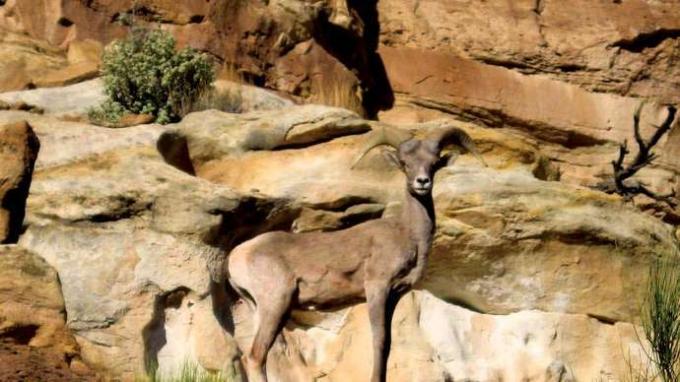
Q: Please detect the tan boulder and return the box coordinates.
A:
[0,120,39,244]
[32,60,100,88]
[0,29,66,92]
[0,245,94,380]
[67,38,103,65]
[0,79,106,115]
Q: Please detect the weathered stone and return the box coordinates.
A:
[0,79,106,115]
[13,110,294,378]
[232,290,650,381]
[164,106,677,323]
[0,245,94,380]
[0,28,67,92]
[213,80,294,113]
[117,113,155,127]
[378,0,680,103]
[32,61,100,88]
[67,39,103,65]
[0,121,39,243]
[0,0,390,115]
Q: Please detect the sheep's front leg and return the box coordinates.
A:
[366,280,390,382]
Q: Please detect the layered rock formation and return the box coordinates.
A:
[0,0,679,381]
[0,81,674,381]
[2,0,676,215]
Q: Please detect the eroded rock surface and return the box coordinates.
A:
[0,89,673,380]
[163,106,676,325]
[0,107,293,377]
[0,120,39,243]
[0,246,95,381]
[233,290,648,382]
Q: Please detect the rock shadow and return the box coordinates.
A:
[313,0,394,119]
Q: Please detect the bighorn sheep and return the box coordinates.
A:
[226,124,486,382]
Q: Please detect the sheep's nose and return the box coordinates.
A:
[416,176,430,185]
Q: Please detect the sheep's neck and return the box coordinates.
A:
[402,189,435,256]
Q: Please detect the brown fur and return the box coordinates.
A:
[225,127,484,382]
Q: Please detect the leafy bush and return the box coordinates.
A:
[641,255,680,381]
[91,27,214,125]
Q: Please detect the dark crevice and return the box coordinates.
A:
[409,98,609,149]
[612,28,680,53]
[0,325,39,345]
[312,0,394,119]
[533,0,545,16]
[142,287,192,375]
[587,313,617,326]
[477,57,539,73]
[556,63,587,73]
[204,196,300,252]
[57,17,74,27]
[189,15,205,24]
[156,133,196,176]
[87,201,151,223]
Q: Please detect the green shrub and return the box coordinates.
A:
[92,27,214,125]
[641,255,680,381]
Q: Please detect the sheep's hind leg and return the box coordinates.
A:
[243,282,295,382]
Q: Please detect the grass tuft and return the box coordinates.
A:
[138,359,237,382]
[310,74,364,116]
[641,253,680,381]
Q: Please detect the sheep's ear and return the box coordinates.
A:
[382,150,402,169]
[435,148,460,170]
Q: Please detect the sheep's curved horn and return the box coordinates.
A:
[429,126,487,167]
[351,125,414,168]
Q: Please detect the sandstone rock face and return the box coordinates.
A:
[1,2,679,378]
[0,120,39,243]
[374,0,680,221]
[0,102,294,378]
[0,245,94,380]
[164,106,676,325]
[0,0,389,115]
[0,28,102,92]
[0,28,67,92]
[378,0,680,103]
[0,80,105,115]
[0,89,674,380]
[231,290,648,382]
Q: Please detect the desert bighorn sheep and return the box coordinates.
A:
[227,124,486,382]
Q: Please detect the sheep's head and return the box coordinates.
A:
[352,124,486,196]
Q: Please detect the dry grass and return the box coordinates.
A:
[137,360,238,382]
[190,87,243,114]
[217,63,243,83]
[310,75,364,116]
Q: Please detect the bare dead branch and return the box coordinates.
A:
[595,103,678,208]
